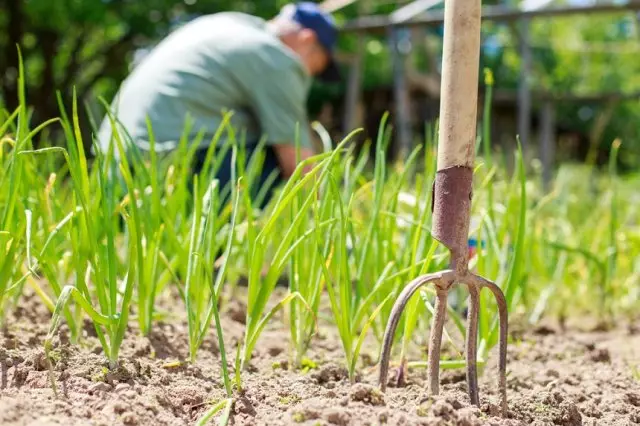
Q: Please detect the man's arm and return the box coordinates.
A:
[272,143,314,177]
[244,54,316,176]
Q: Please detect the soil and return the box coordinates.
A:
[1,289,639,426]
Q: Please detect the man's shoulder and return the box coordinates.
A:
[184,13,290,58]
[190,11,267,28]
[204,15,305,76]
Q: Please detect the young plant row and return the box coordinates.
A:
[1,63,638,409]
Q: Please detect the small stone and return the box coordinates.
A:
[5,358,13,367]
[339,397,349,407]
[89,382,112,394]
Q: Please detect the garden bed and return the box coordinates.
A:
[1,290,638,426]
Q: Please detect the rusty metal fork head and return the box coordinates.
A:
[377,0,508,417]
[376,167,508,416]
[376,263,508,415]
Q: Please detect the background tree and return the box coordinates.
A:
[1,0,638,168]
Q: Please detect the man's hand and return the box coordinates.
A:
[272,144,315,177]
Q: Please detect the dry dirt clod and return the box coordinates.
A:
[115,383,131,393]
[588,348,611,363]
[581,402,602,419]
[112,401,128,414]
[89,382,112,394]
[121,412,139,425]
[482,401,503,418]
[312,363,349,385]
[324,408,351,425]
[291,406,321,423]
[349,383,385,406]
[23,351,49,371]
[227,300,247,324]
[626,392,640,407]
[267,345,284,357]
[557,401,582,426]
[431,399,454,417]
[3,287,640,426]
[534,325,557,335]
[122,389,138,399]
[546,369,561,378]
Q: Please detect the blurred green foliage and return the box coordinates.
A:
[0,0,637,166]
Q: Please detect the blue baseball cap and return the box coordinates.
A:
[289,2,341,83]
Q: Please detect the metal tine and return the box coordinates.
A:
[464,283,481,406]
[426,287,448,396]
[377,271,509,418]
[468,273,509,416]
[378,270,454,392]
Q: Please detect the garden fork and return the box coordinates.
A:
[377,0,508,415]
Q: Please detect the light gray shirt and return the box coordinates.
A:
[97,12,313,157]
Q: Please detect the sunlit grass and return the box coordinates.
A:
[0,54,638,419]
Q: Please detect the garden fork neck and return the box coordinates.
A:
[432,165,473,276]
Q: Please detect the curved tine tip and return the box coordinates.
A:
[377,272,451,392]
[469,273,509,416]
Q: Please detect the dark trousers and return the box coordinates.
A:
[191,143,284,210]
